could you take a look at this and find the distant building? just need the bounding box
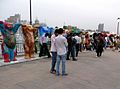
[5,14,21,24]
[86,29,95,32]
[98,23,104,32]
[33,19,40,27]
[40,23,47,27]
[5,14,24,42]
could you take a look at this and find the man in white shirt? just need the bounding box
[50,29,58,74]
[75,33,81,57]
[55,28,68,76]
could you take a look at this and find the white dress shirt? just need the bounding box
[55,35,68,55]
[75,35,81,44]
[50,34,57,52]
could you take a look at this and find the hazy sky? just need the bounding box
[0,0,120,33]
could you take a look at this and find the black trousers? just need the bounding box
[96,46,103,57]
[67,46,76,60]
[76,44,80,57]
[39,43,51,57]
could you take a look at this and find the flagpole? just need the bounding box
[30,0,32,25]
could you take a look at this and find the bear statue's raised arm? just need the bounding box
[13,23,21,33]
[0,21,5,34]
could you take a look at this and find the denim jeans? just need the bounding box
[56,54,67,75]
[51,52,57,71]
[8,48,14,61]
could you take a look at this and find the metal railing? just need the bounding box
[0,41,51,59]
[16,42,25,55]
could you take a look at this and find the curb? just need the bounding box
[0,56,49,67]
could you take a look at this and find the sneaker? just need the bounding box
[96,56,98,57]
[72,58,77,61]
[39,55,42,57]
[62,73,68,76]
[56,73,60,76]
[48,56,51,58]
[50,70,56,74]
[66,58,70,60]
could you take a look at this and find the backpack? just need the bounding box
[72,37,77,45]
[4,32,16,49]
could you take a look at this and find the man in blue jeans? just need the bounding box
[55,28,68,76]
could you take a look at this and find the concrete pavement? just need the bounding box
[0,49,120,89]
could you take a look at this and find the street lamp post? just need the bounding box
[30,0,32,25]
[117,18,120,35]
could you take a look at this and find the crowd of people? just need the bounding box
[46,28,120,76]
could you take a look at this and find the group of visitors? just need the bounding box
[49,28,120,76]
[49,28,105,76]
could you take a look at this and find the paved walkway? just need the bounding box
[0,49,120,89]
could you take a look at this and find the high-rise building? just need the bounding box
[33,19,40,27]
[5,14,21,24]
[5,14,23,42]
[98,23,104,32]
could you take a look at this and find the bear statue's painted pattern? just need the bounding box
[0,21,21,62]
[22,25,36,59]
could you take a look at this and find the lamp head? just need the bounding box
[117,18,120,22]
